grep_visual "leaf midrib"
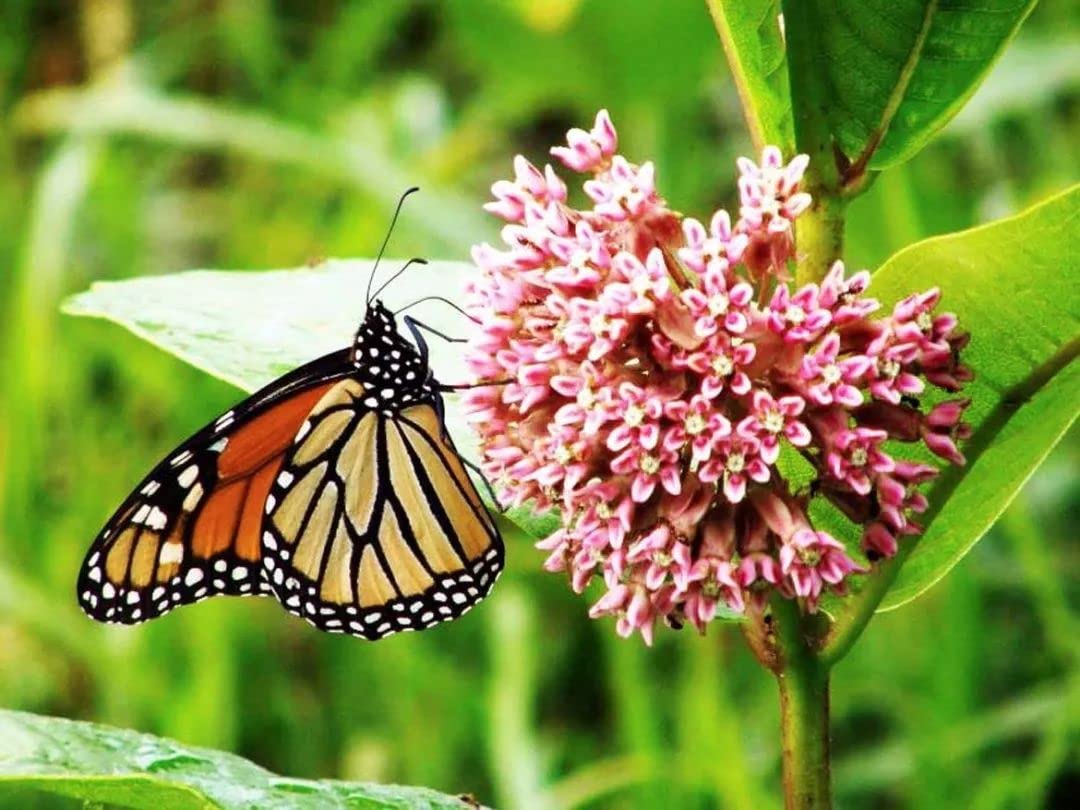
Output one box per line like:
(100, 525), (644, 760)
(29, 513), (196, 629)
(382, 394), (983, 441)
(848, 0), (939, 171)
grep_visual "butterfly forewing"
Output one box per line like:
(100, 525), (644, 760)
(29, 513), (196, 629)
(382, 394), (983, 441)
(77, 351), (352, 623)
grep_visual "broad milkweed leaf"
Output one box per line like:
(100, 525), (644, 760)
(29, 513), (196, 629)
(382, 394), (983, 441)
(62, 259), (554, 539)
(797, 0), (1038, 169)
(705, 0), (793, 153)
(868, 185), (1080, 610)
(0, 709), (480, 809)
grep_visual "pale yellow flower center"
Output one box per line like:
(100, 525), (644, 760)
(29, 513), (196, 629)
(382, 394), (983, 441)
(726, 452), (745, 474)
(553, 319), (568, 343)
(631, 273), (653, 297)
(879, 358), (901, 380)
(590, 313), (610, 335)
(577, 386), (595, 408)
(685, 413), (707, 436)
(798, 547), (822, 566)
(708, 293), (730, 316)
(916, 311), (933, 331)
(595, 502), (613, 520)
(850, 447), (868, 467)
(711, 354), (734, 376)
(623, 404), (645, 427)
(554, 444), (575, 465)
(653, 551), (672, 567)
(640, 454), (660, 475)
(821, 364), (842, 385)
(785, 304), (806, 325)
(762, 410), (785, 433)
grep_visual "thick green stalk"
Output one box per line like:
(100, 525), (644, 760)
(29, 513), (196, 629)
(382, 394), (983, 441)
(781, 0), (845, 284)
(715, 4), (855, 806)
(778, 660), (831, 809)
(772, 599), (831, 809)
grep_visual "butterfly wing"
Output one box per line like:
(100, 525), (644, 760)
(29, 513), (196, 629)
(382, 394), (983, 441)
(261, 378), (503, 639)
(77, 350), (353, 624)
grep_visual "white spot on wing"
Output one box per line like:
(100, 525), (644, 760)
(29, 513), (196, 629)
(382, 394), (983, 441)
(182, 482), (203, 512)
(147, 506), (168, 531)
(178, 465), (199, 488)
(157, 546), (183, 565)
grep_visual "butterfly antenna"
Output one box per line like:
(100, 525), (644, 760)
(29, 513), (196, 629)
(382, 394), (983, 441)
(365, 186), (419, 306)
(370, 257), (427, 303)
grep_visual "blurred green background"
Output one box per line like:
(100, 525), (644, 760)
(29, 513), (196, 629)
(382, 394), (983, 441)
(0, 1), (1077, 808)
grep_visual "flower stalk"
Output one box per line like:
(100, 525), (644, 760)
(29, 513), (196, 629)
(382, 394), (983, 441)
(775, 611), (831, 808)
(773, 4), (855, 800)
(781, 0), (846, 286)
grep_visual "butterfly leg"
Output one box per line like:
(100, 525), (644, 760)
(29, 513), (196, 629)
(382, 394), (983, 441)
(460, 455), (507, 513)
(403, 315), (467, 346)
(396, 296), (479, 324)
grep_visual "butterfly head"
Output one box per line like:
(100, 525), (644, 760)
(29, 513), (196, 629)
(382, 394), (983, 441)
(352, 300), (431, 407)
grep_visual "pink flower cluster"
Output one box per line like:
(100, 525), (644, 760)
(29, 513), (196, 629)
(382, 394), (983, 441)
(464, 111), (972, 644)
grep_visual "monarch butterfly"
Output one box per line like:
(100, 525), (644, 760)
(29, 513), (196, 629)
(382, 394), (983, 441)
(76, 191), (504, 640)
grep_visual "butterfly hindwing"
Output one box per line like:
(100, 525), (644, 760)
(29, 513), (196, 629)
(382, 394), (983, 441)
(261, 378), (503, 639)
(77, 351), (352, 624)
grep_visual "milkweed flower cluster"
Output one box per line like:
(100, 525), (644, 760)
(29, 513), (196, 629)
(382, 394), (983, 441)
(464, 111), (972, 644)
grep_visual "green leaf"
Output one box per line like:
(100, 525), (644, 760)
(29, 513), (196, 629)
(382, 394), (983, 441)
(869, 185), (1080, 610)
(802, 0), (1038, 169)
(63, 260), (472, 396)
(62, 259), (555, 539)
(0, 709), (477, 809)
(705, 0), (794, 153)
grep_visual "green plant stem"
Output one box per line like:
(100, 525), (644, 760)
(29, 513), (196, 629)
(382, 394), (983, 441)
(781, 0), (845, 285)
(771, 599), (832, 809)
(792, 192), (845, 286)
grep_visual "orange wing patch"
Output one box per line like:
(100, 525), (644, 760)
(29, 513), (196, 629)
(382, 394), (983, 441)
(189, 382), (336, 563)
(217, 383), (333, 478)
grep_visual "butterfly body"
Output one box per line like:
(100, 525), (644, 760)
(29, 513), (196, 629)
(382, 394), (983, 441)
(78, 300), (503, 640)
